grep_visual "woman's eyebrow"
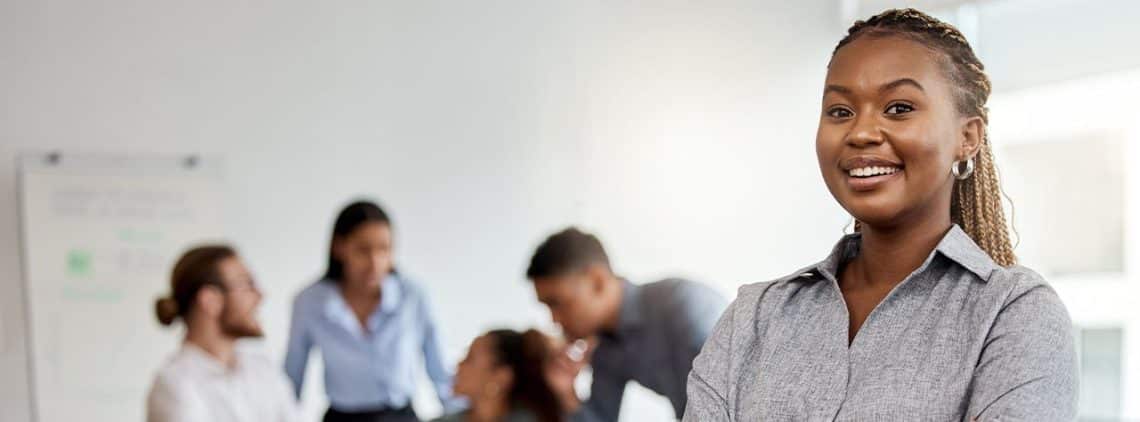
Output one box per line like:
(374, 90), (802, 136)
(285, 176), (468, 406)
(880, 78), (925, 93)
(824, 78), (924, 98)
(824, 84), (851, 95)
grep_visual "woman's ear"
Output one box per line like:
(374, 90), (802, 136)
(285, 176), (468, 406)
(959, 115), (985, 160)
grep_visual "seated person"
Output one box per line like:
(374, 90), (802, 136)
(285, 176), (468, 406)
(147, 245), (300, 422)
(434, 329), (564, 422)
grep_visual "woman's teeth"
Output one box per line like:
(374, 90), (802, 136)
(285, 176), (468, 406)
(848, 166), (900, 177)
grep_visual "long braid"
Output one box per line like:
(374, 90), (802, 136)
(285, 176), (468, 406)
(836, 8), (1017, 267)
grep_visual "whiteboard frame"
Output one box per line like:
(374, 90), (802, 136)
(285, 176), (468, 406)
(17, 150), (224, 422)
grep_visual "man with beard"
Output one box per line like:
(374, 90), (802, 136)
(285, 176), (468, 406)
(147, 245), (300, 422)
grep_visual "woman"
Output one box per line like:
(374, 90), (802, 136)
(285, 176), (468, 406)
(433, 329), (563, 422)
(685, 9), (1077, 421)
(285, 200), (460, 422)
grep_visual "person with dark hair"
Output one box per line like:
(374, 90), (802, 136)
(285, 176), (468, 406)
(433, 329), (564, 422)
(526, 227), (726, 421)
(284, 200), (460, 422)
(147, 245), (300, 422)
(684, 9), (1077, 421)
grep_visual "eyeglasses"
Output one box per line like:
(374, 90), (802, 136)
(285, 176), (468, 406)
(209, 278), (262, 295)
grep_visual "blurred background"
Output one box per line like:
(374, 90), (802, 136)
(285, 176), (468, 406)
(1, 0), (1138, 421)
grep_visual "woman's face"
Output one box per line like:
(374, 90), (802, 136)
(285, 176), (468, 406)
(453, 335), (508, 398)
(817, 35), (979, 229)
(334, 222), (393, 288)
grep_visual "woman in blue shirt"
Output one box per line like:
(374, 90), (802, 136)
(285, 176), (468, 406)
(285, 200), (460, 422)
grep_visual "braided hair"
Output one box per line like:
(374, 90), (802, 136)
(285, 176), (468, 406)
(834, 8), (1016, 267)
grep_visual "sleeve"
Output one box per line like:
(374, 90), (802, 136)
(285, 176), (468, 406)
(682, 292), (742, 422)
(283, 293), (313, 399)
(419, 289), (464, 413)
(571, 368), (628, 422)
(146, 375), (208, 422)
(966, 278), (1079, 421)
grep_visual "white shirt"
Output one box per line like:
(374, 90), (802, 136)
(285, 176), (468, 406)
(146, 343), (301, 422)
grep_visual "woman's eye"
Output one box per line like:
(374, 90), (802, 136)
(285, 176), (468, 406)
(827, 107), (853, 119)
(885, 103), (914, 115)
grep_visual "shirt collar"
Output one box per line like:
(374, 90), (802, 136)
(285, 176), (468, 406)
(322, 274), (402, 335)
(935, 225), (1000, 279)
(807, 224), (998, 283)
(378, 273), (402, 314)
(324, 273), (402, 311)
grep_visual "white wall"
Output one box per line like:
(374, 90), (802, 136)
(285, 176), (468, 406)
(0, 1), (843, 421)
(977, 0), (1140, 92)
(845, 0), (1140, 93)
(989, 68), (1140, 419)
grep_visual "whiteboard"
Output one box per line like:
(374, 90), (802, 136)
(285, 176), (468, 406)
(18, 152), (225, 422)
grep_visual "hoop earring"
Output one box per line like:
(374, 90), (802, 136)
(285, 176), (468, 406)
(952, 158), (975, 180)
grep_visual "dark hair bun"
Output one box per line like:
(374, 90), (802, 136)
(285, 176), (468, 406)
(155, 297), (179, 326)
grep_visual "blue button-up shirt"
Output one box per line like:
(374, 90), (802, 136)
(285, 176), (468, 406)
(284, 274), (461, 412)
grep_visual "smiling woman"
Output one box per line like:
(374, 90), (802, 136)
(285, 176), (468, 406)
(822, 9), (1016, 268)
(684, 8), (1078, 422)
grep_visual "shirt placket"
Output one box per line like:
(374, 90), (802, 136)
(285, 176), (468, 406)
(369, 310), (398, 406)
(797, 270), (853, 422)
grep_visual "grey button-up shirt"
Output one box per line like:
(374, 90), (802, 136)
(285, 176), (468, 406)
(685, 225), (1078, 421)
(575, 278), (727, 421)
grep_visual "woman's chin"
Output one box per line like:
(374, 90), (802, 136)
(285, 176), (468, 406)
(847, 208), (908, 230)
(841, 196), (910, 227)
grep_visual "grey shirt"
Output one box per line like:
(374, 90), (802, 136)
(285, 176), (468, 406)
(575, 279), (727, 421)
(685, 225), (1078, 421)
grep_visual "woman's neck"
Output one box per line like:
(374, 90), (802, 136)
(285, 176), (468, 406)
(853, 215), (952, 289)
(467, 395), (511, 422)
(340, 278), (381, 301)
